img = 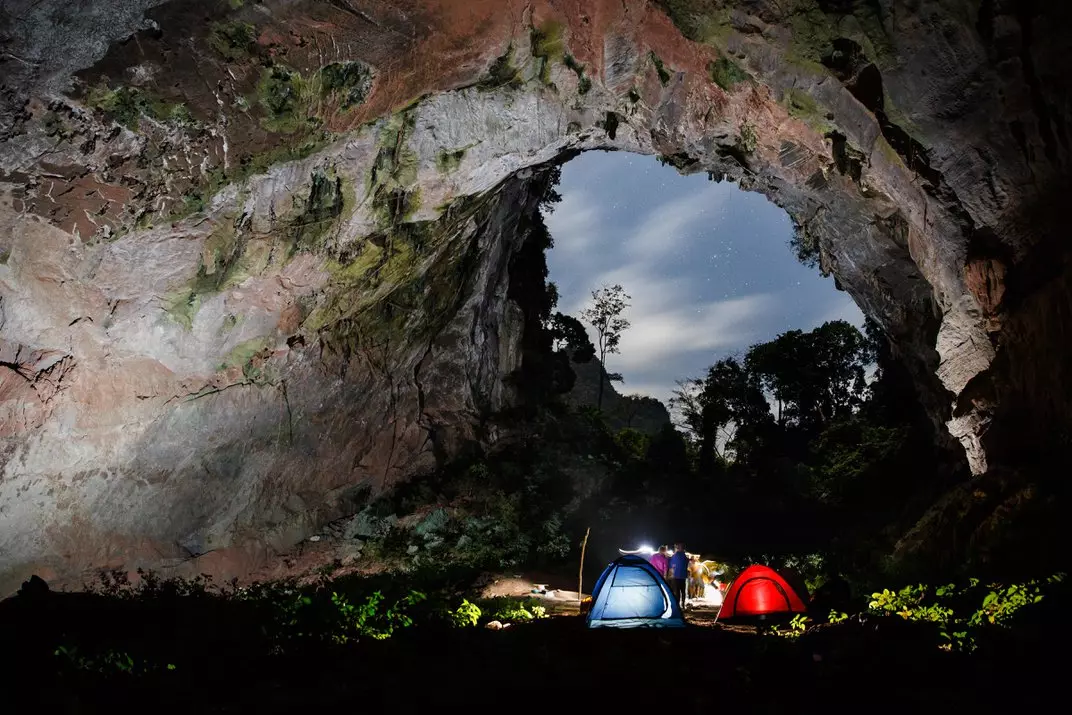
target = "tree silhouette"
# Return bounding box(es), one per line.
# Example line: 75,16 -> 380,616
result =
579,284 -> 631,411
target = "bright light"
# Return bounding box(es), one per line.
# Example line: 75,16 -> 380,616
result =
638,544 -> 654,554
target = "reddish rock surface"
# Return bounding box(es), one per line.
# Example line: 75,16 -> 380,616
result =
1,0 -> 1070,591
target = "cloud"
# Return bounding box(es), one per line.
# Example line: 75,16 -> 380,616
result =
545,151 -> 866,408
623,185 -> 729,261
543,189 -> 602,255
614,293 -> 778,374
614,381 -> 679,408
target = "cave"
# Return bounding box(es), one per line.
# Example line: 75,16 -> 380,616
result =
1,0 -> 1071,596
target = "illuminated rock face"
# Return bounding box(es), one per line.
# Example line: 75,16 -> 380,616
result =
1,0 -> 1069,591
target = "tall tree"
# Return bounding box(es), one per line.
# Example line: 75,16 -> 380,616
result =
745,320 -> 871,430
580,284 -> 631,411
671,357 -> 771,470
548,312 -> 595,362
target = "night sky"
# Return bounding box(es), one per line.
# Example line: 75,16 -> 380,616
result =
544,150 -> 865,406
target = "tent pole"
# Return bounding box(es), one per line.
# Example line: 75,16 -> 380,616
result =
578,527 -> 591,609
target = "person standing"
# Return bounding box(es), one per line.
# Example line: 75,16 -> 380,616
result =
649,545 -> 670,579
687,554 -> 708,600
668,543 -> 689,610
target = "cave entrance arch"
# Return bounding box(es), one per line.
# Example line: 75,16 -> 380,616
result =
541,148 -> 866,421
4,0 -> 1065,591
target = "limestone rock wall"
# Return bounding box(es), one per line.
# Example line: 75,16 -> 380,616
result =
1,0 -> 1070,590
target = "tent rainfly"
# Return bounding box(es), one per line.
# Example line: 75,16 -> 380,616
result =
715,564 -> 808,623
586,555 -> 686,629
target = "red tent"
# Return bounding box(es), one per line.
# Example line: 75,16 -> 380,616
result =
716,564 -> 808,622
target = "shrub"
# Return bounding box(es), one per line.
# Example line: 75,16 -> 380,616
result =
476,597 -> 549,623
709,56 -> 749,91
329,589 -> 426,643
868,573 -> 1066,652
318,61 -> 374,108
736,122 -> 758,153
209,21 -> 258,61
450,599 -> 482,628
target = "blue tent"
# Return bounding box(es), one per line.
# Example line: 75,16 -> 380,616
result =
586,555 -> 686,629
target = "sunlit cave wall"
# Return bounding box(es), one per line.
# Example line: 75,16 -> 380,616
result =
1,0 -> 1071,587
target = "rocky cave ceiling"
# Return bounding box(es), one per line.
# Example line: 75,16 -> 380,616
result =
0,0 -> 1070,592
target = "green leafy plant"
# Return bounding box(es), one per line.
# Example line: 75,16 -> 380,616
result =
54,645 -> 176,675
450,599 -> 482,628
256,66 -> 314,134
330,589 -> 427,643
736,122 -> 758,153
969,573 -> 1066,628
477,596 -> 549,623
867,574 -> 1066,652
772,613 -> 812,639
85,85 -> 197,132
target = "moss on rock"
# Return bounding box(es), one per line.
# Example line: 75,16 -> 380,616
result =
318,61 -> 374,109
786,87 -> 834,133
368,111 -> 422,227
649,52 -> 672,85
480,44 -> 524,91
709,55 -> 750,91
436,148 -> 467,173
85,85 -> 197,132
531,21 -> 565,86
289,167 -> 348,254
256,65 -> 316,135
208,20 -> 258,62
220,336 -> 270,372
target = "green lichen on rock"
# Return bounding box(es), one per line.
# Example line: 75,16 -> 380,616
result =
480,44 -> 524,91
209,20 -> 258,62
563,54 -> 591,95
307,194 -> 490,360
162,216 -> 250,330
709,55 -> 750,91
785,1 -> 895,73
174,132 -> 332,221
654,0 -> 733,46
531,21 -> 565,85
256,65 -> 317,135
649,52 -> 672,85
785,87 -> 834,133
288,167 -> 348,253
220,336 -> 269,373
162,290 -> 202,331
85,85 -> 197,132
436,148 -> 467,173
318,61 -> 374,109
875,134 -> 903,167
367,111 -> 422,227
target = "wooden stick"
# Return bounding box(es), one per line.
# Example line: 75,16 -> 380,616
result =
578,527 -> 591,608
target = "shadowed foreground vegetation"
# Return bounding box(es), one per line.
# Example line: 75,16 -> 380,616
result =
1,565 -> 1069,713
